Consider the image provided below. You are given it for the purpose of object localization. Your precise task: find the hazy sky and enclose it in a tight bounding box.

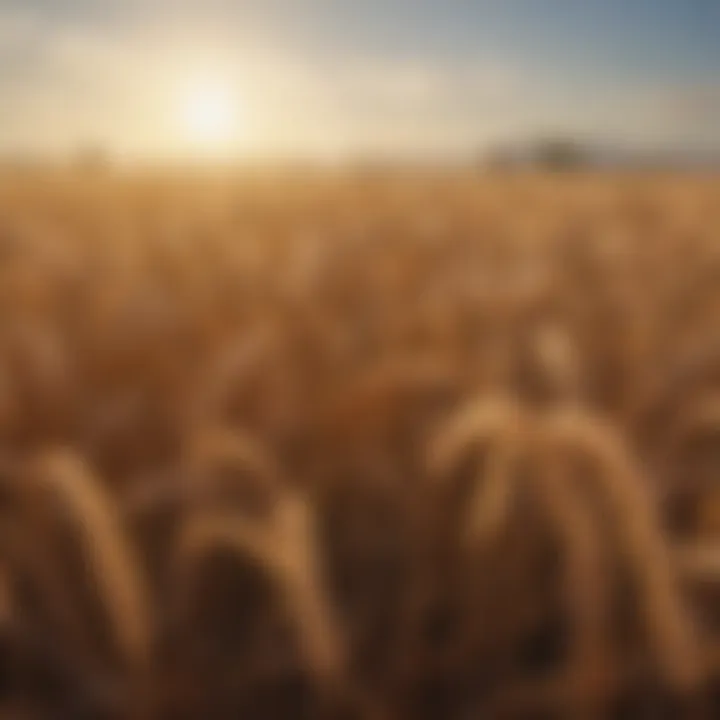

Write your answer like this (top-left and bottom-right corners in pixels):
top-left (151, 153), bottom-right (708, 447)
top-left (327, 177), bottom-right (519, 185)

top-left (1, 0), bottom-right (719, 159)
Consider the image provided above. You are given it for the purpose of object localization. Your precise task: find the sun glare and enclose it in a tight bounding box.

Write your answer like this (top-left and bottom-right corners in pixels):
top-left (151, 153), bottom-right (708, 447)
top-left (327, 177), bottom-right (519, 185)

top-left (180, 81), bottom-right (238, 152)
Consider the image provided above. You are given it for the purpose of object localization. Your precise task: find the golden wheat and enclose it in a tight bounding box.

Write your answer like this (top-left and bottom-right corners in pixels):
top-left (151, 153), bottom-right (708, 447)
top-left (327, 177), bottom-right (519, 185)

top-left (0, 171), bottom-right (719, 717)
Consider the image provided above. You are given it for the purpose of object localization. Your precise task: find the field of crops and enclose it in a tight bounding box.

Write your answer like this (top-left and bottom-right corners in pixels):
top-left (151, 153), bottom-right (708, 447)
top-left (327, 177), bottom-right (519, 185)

top-left (1, 171), bottom-right (720, 717)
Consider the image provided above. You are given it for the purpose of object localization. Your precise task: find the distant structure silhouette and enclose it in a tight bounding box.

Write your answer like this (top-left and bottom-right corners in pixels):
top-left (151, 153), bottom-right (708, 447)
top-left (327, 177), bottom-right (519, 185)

top-left (73, 144), bottom-right (112, 173)
top-left (532, 137), bottom-right (586, 170)
top-left (483, 136), bottom-right (587, 172)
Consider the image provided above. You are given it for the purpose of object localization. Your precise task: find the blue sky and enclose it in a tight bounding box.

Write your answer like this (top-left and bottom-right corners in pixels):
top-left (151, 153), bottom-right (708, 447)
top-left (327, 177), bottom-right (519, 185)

top-left (1, 0), bottom-right (718, 158)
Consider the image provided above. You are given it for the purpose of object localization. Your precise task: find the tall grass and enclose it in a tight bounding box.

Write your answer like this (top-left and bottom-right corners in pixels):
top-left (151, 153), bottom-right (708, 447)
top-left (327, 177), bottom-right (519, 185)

top-left (0, 170), bottom-right (719, 717)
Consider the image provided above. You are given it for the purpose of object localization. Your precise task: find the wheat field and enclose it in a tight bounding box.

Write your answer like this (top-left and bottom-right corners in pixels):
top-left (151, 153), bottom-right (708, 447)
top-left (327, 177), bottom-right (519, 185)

top-left (1, 170), bottom-right (720, 717)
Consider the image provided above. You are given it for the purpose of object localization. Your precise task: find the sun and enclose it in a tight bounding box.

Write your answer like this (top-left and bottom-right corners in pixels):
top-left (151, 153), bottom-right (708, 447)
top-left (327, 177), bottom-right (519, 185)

top-left (179, 81), bottom-right (238, 151)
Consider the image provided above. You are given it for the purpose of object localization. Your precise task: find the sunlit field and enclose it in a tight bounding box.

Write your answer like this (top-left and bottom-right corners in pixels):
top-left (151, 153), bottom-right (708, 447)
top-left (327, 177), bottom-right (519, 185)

top-left (1, 170), bottom-right (720, 717)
